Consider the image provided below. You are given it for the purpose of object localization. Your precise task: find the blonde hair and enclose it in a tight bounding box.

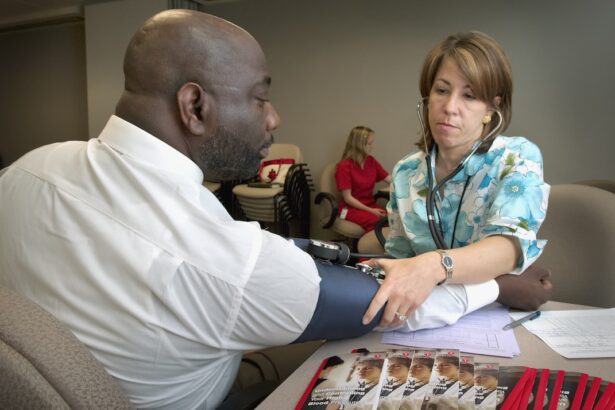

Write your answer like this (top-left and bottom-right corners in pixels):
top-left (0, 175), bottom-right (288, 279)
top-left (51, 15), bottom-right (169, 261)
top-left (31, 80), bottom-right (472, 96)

top-left (341, 126), bottom-right (374, 164)
top-left (417, 31), bottom-right (513, 153)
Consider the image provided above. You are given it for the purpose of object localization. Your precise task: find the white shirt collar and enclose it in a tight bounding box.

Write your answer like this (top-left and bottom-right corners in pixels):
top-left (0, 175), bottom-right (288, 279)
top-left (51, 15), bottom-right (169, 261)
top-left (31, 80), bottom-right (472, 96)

top-left (98, 115), bottom-right (204, 185)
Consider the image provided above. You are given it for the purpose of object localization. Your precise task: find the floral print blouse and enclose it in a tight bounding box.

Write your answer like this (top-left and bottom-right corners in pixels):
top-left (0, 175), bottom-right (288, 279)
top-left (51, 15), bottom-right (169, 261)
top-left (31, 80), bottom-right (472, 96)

top-left (385, 136), bottom-right (550, 273)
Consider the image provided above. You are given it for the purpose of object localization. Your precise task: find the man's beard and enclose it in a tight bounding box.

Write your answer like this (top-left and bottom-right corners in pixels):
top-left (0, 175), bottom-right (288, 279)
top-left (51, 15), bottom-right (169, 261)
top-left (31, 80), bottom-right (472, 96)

top-left (198, 126), bottom-right (271, 182)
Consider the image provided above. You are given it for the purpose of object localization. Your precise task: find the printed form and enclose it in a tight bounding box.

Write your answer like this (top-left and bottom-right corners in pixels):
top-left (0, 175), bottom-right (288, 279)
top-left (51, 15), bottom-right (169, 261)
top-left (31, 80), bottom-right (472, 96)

top-left (381, 304), bottom-right (520, 357)
top-left (513, 308), bottom-right (615, 359)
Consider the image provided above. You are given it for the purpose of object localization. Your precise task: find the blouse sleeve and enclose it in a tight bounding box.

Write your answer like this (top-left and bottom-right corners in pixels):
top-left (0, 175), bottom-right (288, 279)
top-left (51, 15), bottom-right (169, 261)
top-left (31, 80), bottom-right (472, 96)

top-left (384, 167), bottom-right (417, 259)
top-left (479, 139), bottom-right (550, 273)
top-left (335, 160), bottom-right (352, 191)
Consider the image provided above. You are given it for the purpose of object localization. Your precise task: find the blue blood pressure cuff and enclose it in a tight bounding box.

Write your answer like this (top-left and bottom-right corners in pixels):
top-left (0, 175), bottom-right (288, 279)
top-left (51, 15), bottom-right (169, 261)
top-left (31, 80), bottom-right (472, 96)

top-left (291, 238), bottom-right (385, 343)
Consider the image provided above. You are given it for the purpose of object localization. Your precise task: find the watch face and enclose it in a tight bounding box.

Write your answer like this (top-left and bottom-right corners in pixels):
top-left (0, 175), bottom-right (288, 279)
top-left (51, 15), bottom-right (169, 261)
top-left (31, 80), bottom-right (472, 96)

top-left (443, 255), bottom-right (454, 269)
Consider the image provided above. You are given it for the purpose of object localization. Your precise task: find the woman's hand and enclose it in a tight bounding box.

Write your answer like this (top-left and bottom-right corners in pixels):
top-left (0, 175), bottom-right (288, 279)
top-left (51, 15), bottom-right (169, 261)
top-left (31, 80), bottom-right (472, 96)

top-left (340, 190), bottom-right (386, 217)
top-left (361, 253), bottom-right (443, 326)
top-left (369, 207), bottom-right (387, 217)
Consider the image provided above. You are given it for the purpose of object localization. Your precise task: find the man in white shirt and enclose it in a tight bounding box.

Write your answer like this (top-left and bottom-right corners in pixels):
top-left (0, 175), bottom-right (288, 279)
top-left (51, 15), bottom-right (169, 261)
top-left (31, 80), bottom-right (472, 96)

top-left (0, 9), bottom-right (550, 409)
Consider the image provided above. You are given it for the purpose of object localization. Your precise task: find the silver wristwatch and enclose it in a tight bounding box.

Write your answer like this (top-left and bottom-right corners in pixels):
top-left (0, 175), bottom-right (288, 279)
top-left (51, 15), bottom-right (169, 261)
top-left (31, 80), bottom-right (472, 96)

top-left (435, 249), bottom-right (453, 285)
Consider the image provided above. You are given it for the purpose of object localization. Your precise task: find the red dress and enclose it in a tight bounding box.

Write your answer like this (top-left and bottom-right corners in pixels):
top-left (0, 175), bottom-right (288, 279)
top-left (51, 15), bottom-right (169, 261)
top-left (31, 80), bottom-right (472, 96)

top-left (335, 156), bottom-right (389, 232)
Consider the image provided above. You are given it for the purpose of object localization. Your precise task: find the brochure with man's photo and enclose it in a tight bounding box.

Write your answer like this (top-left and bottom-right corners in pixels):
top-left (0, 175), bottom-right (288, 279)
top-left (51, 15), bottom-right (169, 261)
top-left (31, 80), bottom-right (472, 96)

top-left (458, 355), bottom-right (475, 410)
top-left (376, 349), bottom-right (414, 410)
top-left (393, 349), bottom-right (436, 410)
top-left (474, 362), bottom-right (499, 409)
top-left (295, 348), bottom-right (613, 410)
top-left (296, 351), bottom-right (388, 410)
top-left (422, 349), bottom-right (460, 409)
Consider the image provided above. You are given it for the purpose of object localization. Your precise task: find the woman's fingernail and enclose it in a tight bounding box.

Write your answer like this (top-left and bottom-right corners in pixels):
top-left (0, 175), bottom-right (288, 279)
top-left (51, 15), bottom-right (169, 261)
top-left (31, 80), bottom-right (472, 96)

top-left (362, 316), bottom-right (370, 325)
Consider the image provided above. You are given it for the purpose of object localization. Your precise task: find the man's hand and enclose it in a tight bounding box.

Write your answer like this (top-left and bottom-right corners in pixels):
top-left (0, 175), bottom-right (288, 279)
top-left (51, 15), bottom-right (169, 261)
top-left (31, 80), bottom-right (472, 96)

top-left (495, 264), bottom-right (553, 311)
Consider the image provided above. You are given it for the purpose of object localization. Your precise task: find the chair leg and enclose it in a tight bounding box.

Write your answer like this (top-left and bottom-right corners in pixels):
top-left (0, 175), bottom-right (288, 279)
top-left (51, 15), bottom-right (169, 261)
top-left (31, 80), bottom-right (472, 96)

top-left (338, 237), bottom-right (359, 252)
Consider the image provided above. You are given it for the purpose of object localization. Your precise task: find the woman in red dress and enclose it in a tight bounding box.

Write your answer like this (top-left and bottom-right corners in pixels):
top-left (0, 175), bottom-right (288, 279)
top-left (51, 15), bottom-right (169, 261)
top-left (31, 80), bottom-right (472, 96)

top-left (335, 126), bottom-right (392, 232)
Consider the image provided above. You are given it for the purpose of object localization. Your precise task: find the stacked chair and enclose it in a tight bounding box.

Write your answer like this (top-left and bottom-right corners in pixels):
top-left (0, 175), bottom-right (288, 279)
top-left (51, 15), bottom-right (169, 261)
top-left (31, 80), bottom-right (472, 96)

top-left (232, 143), bottom-right (313, 237)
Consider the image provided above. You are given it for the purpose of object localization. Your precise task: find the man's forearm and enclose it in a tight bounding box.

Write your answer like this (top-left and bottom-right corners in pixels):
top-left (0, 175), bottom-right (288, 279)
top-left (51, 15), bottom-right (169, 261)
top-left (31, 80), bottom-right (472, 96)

top-left (378, 280), bottom-right (499, 332)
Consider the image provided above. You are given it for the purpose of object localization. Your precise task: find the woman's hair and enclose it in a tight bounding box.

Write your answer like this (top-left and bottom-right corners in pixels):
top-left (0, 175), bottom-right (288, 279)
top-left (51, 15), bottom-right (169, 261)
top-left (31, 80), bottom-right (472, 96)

top-left (341, 125), bottom-right (374, 164)
top-left (417, 31), bottom-right (513, 153)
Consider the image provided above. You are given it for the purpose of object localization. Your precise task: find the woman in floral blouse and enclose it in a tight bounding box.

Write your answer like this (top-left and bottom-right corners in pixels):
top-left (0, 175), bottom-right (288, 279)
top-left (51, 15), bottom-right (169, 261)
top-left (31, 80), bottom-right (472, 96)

top-left (362, 31), bottom-right (551, 326)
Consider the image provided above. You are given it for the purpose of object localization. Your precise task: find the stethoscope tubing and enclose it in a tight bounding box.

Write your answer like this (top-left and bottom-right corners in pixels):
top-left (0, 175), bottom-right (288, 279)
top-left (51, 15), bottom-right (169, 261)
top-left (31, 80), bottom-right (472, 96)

top-left (417, 98), bottom-right (503, 250)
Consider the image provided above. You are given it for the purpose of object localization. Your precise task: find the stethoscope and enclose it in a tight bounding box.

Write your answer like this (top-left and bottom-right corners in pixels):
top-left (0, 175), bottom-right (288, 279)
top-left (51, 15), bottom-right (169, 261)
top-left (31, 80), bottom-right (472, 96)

top-left (416, 97), bottom-right (503, 250)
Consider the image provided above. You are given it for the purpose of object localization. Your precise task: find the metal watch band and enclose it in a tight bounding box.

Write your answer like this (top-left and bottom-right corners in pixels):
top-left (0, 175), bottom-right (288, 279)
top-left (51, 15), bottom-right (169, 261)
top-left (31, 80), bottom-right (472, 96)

top-left (435, 249), bottom-right (453, 285)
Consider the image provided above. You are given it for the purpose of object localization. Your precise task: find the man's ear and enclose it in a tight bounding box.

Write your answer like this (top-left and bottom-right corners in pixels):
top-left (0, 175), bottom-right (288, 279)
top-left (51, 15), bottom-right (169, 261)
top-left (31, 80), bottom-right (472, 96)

top-left (177, 82), bottom-right (213, 136)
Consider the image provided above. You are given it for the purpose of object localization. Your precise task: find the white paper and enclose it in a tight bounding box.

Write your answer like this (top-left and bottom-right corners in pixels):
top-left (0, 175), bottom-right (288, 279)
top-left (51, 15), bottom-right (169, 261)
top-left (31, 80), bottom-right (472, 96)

top-left (381, 304), bottom-right (520, 357)
top-left (518, 308), bottom-right (615, 359)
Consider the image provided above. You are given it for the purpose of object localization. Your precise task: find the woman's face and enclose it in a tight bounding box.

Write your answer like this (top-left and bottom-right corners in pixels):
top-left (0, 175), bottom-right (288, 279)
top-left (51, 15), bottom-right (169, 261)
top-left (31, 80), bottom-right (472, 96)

top-left (427, 56), bottom-right (490, 157)
top-left (364, 133), bottom-right (375, 154)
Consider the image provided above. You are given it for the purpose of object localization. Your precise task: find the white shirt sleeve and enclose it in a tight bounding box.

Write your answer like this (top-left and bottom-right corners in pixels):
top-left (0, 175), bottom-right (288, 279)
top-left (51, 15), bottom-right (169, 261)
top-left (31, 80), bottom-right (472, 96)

top-left (229, 232), bottom-right (321, 347)
top-left (378, 280), bottom-right (499, 332)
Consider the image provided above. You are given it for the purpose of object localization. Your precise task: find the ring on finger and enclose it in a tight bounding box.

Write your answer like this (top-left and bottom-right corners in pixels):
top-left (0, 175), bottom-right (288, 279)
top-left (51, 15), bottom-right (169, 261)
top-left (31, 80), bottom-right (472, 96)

top-left (395, 311), bottom-right (408, 321)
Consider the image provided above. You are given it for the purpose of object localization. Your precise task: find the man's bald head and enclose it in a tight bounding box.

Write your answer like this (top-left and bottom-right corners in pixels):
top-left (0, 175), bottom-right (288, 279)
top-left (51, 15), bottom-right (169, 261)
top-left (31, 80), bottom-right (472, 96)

top-left (115, 9), bottom-right (279, 182)
top-left (123, 9), bottom-right (257, 99)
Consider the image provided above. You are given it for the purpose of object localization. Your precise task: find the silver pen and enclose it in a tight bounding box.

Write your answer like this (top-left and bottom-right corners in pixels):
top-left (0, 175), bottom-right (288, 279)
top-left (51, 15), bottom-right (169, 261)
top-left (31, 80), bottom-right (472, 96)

top-left (502, 311), bottom-right (541, 330)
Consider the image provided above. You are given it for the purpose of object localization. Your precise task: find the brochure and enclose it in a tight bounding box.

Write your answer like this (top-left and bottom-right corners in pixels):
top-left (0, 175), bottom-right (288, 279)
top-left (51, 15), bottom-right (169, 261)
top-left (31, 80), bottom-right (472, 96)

top-left (296, 348), bottom-right (613, 410)
top-left (296, 351), bottom-right (388, 410)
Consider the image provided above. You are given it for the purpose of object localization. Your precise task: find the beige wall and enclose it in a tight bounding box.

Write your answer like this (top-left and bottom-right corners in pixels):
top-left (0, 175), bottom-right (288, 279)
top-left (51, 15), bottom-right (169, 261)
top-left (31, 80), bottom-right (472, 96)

top-left (85, 0), bottom-right (168, 138)
top-left (0, 21), bottom-right (87, 165)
